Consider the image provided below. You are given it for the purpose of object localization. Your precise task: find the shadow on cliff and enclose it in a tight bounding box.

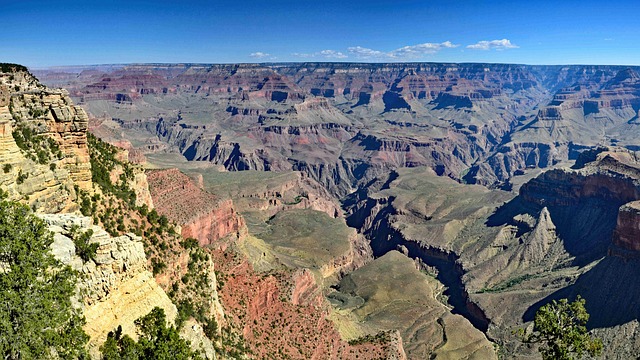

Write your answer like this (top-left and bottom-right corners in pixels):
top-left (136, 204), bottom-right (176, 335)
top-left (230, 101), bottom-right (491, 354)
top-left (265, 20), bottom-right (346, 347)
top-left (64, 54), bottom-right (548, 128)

top-left (486, 196), bottom-right (619, 266)
top-left (523, 255), bottom-right (640, 329)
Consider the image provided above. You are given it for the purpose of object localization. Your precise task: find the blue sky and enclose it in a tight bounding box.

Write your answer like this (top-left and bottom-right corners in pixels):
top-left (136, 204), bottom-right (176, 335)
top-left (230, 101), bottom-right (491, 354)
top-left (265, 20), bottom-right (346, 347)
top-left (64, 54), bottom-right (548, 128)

top-left (3, 0), bottom-right (640, 67)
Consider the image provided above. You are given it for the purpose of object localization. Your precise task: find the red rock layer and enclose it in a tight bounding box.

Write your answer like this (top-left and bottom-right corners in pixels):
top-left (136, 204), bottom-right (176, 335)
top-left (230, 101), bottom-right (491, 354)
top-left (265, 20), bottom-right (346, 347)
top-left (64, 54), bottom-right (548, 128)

top-left (146, 168), bottom-right (245, 247)
top-left (211, 249), bottom-right (406, 359)
top-left (180, 198), bottom-right (243, 247)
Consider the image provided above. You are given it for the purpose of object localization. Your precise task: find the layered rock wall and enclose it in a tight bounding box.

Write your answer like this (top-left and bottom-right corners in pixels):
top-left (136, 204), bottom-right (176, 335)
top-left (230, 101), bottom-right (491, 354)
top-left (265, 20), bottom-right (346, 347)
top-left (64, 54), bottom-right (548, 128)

top-left (40, 214), bottom-right (177, 359)
top-left (146, 168), bottom-right (245, 246)
top-left (0, 69), bottom-right (92, 212)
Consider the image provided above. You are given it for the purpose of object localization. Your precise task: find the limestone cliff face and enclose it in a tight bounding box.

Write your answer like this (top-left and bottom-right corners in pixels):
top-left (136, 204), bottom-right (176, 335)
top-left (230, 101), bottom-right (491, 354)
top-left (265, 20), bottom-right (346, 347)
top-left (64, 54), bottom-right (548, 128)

top-left (520, 168), bottom-right (640, 207)
top-left (0, 69), bottom-right (92, 212)
top-left (110, 139), bottom-right (148, 164)
top-left (146, 168), bottom-right (245, 247)
top-left (41, 214), bottom-right (177, 359)
top-left (12, 87), bottom-right (91, 190)
top-left (131, 171), bottom-right (155, 209)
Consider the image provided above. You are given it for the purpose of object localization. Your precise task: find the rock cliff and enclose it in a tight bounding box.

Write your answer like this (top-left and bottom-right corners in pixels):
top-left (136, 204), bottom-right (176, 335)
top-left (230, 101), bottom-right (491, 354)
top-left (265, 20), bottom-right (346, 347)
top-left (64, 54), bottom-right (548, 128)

top-left (27, 61), bottom-right (640, 358)
top-left (40, 213), bottom-right (177, 359)
top-left (343, 163), bottom-right (640, 357)
top-left (34, 62), bottom-right (562, 193)
top-left (612, 201), bottom-right (640, 252)
top-left (0, 67), bottom-right (92, 212)
top-left (146, 168), bottom-right (245, 247)
top-left (517, 147), bottom-right (640, 257)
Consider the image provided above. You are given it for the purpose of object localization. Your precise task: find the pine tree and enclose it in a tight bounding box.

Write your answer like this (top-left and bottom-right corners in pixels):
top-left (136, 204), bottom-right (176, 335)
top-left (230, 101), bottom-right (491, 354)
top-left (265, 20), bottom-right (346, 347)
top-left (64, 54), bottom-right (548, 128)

top-left (517, 296), bottom-right (603, 360)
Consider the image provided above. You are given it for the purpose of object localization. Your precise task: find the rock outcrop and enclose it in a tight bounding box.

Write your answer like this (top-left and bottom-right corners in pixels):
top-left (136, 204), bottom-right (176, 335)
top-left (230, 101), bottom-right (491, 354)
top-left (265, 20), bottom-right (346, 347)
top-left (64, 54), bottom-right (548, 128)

top-left (613, 201), bottom-right (640, 252)
top-left (0, 67), bottom-right (92, 212)
top-left (36, 63), bottom-right (640, 190)
top-left (131, 171), bottom-right (155, 209)
top-left (519, 147), bottom-right (640, 256)
top-left (34, 62), bottom-right (570, 193)
top-left (28, 61), bottom-right (640, 358)
top-left (40, 213), bottom-right (177, 359)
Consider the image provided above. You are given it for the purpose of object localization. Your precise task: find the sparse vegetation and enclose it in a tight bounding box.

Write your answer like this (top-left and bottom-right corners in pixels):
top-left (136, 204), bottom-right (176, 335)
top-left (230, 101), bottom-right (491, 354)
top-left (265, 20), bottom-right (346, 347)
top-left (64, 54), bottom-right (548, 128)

top-left (151, 257), bottom-right (167, 276)
top-left (478, 274), bottom-right (537, 293)
top-left (12, 121), bottom-right (63, 165)
top-left (27, 106), bottom-right (46, 118)
top-left (86, 133), bottom-right (246, 357)
top-left (180, 237), bottom-right (199, 250)
top-left (15, 169), bottom-right (27, 184)
top-left (348, 331), bottom-right (393, 346)
top-left (88, 132), bottom-right (137, 207)
top-left (0, 63), bottom-right (31, 74)
top-left (283, 193), bottom-right (308, 205)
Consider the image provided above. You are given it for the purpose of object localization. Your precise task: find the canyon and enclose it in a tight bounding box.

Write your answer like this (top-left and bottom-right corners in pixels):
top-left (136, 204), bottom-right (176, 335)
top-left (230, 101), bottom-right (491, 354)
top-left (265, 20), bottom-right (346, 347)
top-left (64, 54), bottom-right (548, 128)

top-left (35, 63), bottom-right (640, 194)
top-left (1, 61), bottom-right (640, 359)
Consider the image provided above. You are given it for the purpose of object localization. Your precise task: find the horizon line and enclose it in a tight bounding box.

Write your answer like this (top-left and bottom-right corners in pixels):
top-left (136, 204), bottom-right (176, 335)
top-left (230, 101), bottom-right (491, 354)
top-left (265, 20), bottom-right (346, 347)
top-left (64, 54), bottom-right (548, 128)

top-left (27, 61), bottom-right (640, 71)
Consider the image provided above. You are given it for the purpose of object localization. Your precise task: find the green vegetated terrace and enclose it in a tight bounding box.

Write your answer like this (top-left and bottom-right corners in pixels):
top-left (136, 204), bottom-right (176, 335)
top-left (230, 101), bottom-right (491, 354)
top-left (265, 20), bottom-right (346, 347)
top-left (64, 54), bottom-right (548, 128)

top-left (254, 208), bottom-right (352, 271)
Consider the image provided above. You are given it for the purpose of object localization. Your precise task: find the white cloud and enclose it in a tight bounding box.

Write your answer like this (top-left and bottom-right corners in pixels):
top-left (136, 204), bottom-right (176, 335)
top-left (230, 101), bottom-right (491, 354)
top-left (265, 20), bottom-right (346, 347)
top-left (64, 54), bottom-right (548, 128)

top-left (347, 46), bottom-right (385, 59)
top-left (292, 49), bottom-right (348, 59)
top-left (389, 41), bottom-right (458, 58)
top-left (249, 52), bottom-right (271, 59)
top-left (466, 39), bottom-right (519, 50)
top-left (348, 41), bottom-right (458, 60)
top-left (318, 50), bottom-right (348, 59)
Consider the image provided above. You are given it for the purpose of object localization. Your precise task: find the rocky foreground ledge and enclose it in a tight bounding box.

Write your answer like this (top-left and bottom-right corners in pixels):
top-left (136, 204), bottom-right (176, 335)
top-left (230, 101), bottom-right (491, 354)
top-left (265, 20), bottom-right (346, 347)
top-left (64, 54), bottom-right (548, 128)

top-left (40, 213), bottom-right (180, 358)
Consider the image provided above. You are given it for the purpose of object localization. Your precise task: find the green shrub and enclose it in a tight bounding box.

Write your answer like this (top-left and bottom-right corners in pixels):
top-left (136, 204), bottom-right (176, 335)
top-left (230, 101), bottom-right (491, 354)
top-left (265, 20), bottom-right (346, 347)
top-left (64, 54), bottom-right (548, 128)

top-left (70, 226), bottom-right (98, 262)
top-left (12, 122), bottom-right (61, 165)
top-left (87, 132), bottom-right (137, 204)
top-left (16, 170), bottom-right (27, 184)
top-left (0, 200), bottom-right (89, 358)
top-left (180, 237), bottom-right (200, 250)
top-left (0, 63), bottom-right (31, 74)
top-left (100, 307), bottom-right (201, 360)
top-left (151, 257), bottom-right (167, 276)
